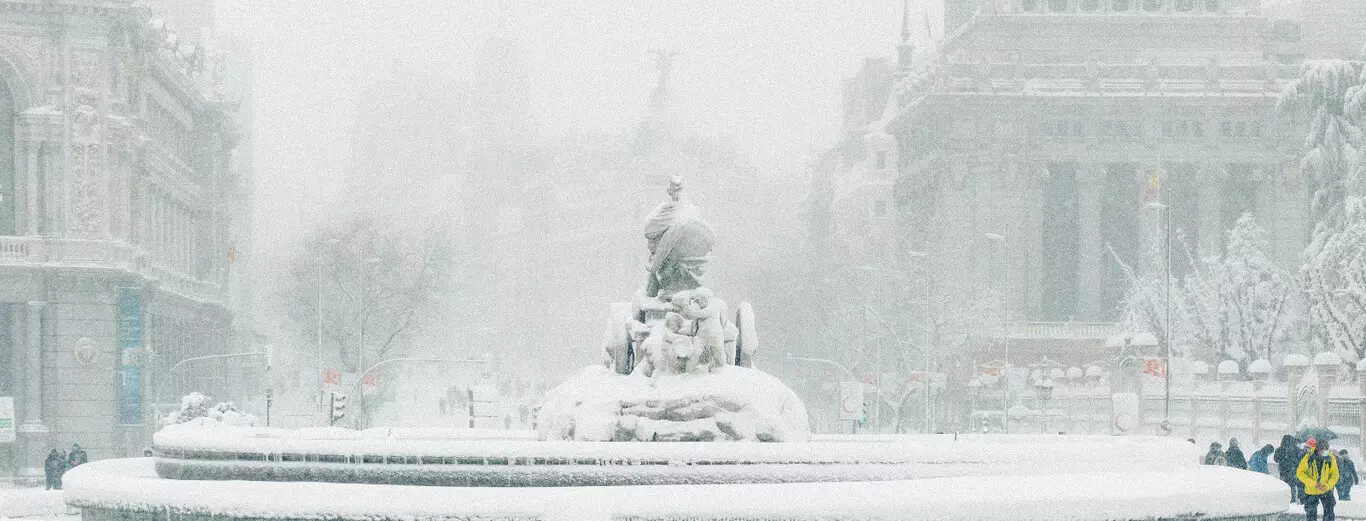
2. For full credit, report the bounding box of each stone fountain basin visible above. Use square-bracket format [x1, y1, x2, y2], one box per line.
[151, 428, 1203, 487]
[67, 456, 1287, 521]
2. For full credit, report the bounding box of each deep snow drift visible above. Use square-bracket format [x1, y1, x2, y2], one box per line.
[536, 365, 809, 442]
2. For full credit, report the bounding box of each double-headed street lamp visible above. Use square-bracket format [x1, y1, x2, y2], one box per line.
[906, 250, 932, 433]
[983, 232, 1011, 433]
[1146, 199, 1174, 426]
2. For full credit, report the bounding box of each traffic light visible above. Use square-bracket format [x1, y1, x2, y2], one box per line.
[858, 400, 868, 426]
[329, 392, 347, 425]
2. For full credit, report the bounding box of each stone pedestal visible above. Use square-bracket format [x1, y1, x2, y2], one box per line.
[17, 301, 45, 476]
[16, 422, 48, 477]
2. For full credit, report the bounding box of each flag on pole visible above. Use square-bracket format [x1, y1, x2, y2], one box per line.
[923, 9, 933, 43]
[1144, 168, 1161, 202]
[1140, 168, 1162, 216]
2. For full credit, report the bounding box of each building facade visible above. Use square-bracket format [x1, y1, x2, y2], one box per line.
[818, 0, 1312, 337]
[0, 0, 250, 475]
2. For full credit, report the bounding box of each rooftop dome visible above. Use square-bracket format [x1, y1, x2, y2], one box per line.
[1247, 359, 1273, 374]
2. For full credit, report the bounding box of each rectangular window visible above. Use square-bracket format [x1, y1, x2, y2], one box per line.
[873, 200, 888, 218]
[876, 151, 887, 170]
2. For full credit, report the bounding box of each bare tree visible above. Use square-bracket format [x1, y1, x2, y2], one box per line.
[279, 212, 453, 425]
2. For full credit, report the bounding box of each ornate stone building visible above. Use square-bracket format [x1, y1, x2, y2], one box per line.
[815, 0, 1315, 368]
[0, 1, 250, 475]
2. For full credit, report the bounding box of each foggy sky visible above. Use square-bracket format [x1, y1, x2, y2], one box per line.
[215, 1, 939, 255]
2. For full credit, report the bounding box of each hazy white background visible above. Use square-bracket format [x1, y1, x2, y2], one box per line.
[213, 1, 939, 253]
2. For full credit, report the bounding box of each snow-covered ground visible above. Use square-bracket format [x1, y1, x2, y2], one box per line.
[65, 457, 1288, 521]
[0, 487, 67, 519]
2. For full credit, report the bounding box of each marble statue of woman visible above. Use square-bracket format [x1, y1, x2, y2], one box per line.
[643, 177, 716, 299]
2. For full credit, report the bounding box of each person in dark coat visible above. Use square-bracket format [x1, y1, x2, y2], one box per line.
[67, 443, 88, 467]
[1277, 435, 1306, 504]
[1299, 438, 1339, 521]
[1339, 449, 1359, 501]
[1251, 444, 1276, 474]
[1204, 441, 1228, 465]
[1225, 438, 1248, 469]
[43, 449, 62, 490]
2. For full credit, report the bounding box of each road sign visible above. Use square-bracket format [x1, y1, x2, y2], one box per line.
[0, 397, 14, 443]
[839, 382, 864, 421]
[860, 372, 877, 393]
[361, 373, 380, 395]
[323, 369, 342, 392]
[908, 372, 949, 390]
[1143, 357, 1166, 378]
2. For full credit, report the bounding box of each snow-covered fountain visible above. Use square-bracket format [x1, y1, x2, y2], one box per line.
[537, 176, 809, 443]
[60, 181, 1291, 521]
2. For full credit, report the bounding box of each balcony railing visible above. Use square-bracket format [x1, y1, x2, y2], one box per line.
[1008, 321, 1124, 339]
[0, 235, 221, 305]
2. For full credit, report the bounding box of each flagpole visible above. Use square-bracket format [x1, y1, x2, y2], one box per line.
[1164, 172, 1172, 424]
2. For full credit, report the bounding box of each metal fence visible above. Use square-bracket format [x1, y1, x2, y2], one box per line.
[1005, 382, 1363, 449]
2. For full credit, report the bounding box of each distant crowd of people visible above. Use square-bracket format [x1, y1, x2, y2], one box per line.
[1200, 435, 1359, 521]
[43, 443, 89, 490]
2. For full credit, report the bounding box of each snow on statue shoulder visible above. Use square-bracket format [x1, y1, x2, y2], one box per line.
[643, 176, 715, 300]
[548, 180, 800, 442]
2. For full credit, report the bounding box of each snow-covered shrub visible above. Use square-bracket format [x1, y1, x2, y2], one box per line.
[162, 392, 258, 427]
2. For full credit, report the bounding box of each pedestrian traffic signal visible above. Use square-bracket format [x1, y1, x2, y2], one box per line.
[329, 393, 347, 425]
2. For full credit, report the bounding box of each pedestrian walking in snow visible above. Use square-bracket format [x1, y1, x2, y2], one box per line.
[68, 443, 88, 467]
[1279, 435, 1307, 503]
[1338, 450, 1359, 501]
[43, 449, 62, 490]
[1298, 438, 1339, 521]
[1226, 438, 1248, 470]
[1204, 441, 1228, 466]
[54, 449, 69, 490]
[1251, 444, 1276, 474]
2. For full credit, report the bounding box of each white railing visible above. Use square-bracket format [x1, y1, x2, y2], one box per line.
[1008, 322, 1124, 339]
[994, 381, 1364, 449]
[146, 264, 222, 305]
[0, 235, 31, 259]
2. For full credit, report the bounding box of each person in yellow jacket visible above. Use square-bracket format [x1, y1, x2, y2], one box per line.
[1298, 438, 1340, 521]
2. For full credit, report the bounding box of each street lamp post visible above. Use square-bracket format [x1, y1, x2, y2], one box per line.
[159, 352, 269, 416]
[356, 256, 382, 383]
[907, 250, 931, 433]
[984, 232, 1010, 433]
[318, 238, 341, 411]
[787, 354, 860, 432]
[1146, 198, 1174, 424]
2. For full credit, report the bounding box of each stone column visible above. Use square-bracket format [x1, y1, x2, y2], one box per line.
[1287, 361, 1307, 428]
[24, 140, 39, 235]
[1196, 165, 1225, 259]
[1316, 359, 1338, 429]
[16, 301, 48, 477]
[1075, 164, 1105, 320]
[1359, 364, 1366, 451]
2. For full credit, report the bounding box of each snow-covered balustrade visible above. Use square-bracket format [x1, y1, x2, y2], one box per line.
[64, 456, 1288, 521]
[1007, 321, 1123, 339]
[152, 427, 1204, 486]
[1006, 377, 1364, 448]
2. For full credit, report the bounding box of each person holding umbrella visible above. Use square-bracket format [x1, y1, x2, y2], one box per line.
[1298, 438, 1340, 521]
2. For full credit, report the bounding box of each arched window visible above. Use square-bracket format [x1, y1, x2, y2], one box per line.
[1143, 0, 1163, 11]
[1113, 0, 1131, 11]
[1050, 0, 1069, 11]
[1081, 0, 1101, 11]
[0, 79, 13, 236]
[1204, 0, 1220, 12]
[1175, 0, 1195, 11]
[1021, 0, 1038, 11]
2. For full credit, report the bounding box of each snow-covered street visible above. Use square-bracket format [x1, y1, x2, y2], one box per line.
[0, 487, 70, 521]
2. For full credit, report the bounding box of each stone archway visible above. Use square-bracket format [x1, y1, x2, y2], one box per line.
[0, 44, 37, 237]
[0, 76, 14, 236]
